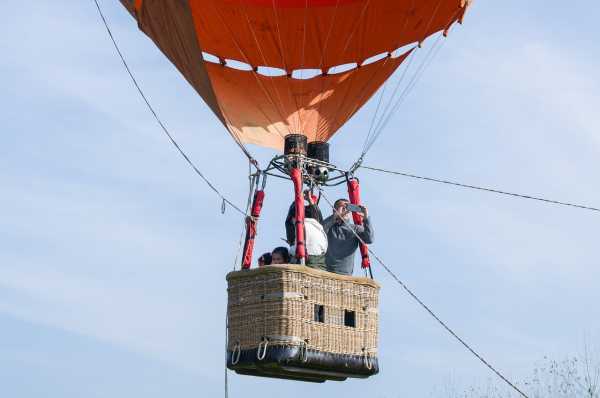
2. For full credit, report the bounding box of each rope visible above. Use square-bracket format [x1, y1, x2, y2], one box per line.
[315, 185, 529, 398]
[210, 2, 288, 140]
[233, 170, 260, 272]
[362, 61, 391, 155]
[298, 0, 309, 133]
[224, 313, 230, 398]
[360, 0, 415, 156]
[239, 2, 291, 133]
[364, 34, 445, 157]
[361, 165, 600, 213]
[269, 0, 303, 133]
[312, 0, 341, 139]
[327, 4, 388, 140]
[361, 49, 416, 157]
[358, 0, 446, 159]
[225, 165, 257, 398]
[92, 0, 248, 217]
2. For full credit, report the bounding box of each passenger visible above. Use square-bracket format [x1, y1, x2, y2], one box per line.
[288, 204, 328, 270]
[258, 252, 272, 267]
[271, 246, 291, 264]
[322, 199, 374, 276]
[285, 192, 328, 270]
[285, 191, 323, 246]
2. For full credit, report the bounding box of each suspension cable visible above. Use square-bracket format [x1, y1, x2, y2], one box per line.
[361, 48, 417, 157]
[360, 0, 416, 157]
[315, 185, 529, 398]
[361, 165, 600, 213]
[358, 0, 447, 161]
[297, 0, 309, 133]
[210, 2, 288, 140]
[362, 62, 391, 155]
[224, 312, 230, 398]
[363, 34, 445, 159]
[225, 164, 258, 398]
[269, 0, 303, 133]
[92, 0, 248, 217]
[311, 0, 341, 140]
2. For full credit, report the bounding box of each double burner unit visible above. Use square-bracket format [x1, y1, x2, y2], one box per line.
[264, 134, 349, 187]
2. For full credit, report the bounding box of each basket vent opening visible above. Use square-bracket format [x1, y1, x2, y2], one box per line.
[344, 310, 356, 328]
[314, 304, 325, 323]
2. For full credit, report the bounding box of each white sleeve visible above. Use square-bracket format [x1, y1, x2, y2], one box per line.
[316, 223, 328, 254]
[304, 219, 328, 256]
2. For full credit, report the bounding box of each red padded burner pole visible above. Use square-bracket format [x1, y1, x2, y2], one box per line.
[347, 179, 371, 269]
[291, 167, 306, 263]
[241, 190, 265, 269]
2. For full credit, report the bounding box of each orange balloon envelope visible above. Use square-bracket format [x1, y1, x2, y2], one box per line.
[120, 0, 471, 150]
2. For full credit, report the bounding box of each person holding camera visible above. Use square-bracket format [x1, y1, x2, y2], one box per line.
[322, 199, 374, 276]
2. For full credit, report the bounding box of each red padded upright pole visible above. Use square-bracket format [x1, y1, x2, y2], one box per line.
[241, 190, 265, 269]
[347, 179, 371, 269]
[291, 167, 306, 264]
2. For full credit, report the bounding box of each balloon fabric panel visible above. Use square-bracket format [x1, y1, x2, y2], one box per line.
[121, 0, 471, 150]
[205, 51, 410, 150]
[187, 0, 468, 70]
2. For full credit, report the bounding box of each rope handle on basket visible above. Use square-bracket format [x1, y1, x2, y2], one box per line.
[257, 337, 269, 360]
[299, 340, 309, 363]
[231, 342, 241, 365]
[363, 348, 373, 370]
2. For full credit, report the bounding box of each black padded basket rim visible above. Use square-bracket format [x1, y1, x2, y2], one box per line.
[227, 345, 379, 382]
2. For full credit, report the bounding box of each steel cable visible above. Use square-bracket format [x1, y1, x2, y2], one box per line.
[92, 0, 248, 217]
[361, 165, 600, 213]
[225, 166, 258, 398]
[364, 35, 445, 157]
[315, 185, 530, 398]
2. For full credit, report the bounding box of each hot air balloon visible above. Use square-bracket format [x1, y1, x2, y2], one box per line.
[119, 0, 472, 383]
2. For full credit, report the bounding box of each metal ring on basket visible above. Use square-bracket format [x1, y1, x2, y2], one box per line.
[231, 342, 241, 365]
[257, 337, 269, 360]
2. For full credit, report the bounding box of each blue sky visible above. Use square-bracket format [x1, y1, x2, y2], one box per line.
[1, 1, 599, 397]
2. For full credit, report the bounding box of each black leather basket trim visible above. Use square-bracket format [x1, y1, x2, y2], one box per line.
[227, 345, 379, 382]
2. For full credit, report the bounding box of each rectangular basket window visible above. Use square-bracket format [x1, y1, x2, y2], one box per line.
[344, 310, 356, 328]
[314, 304, 325, 323]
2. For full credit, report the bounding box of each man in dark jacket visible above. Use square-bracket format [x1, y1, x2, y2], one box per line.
[322, 199, 374, 275]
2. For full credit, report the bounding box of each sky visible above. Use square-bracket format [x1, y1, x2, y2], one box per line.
[1, 1, 600, 397]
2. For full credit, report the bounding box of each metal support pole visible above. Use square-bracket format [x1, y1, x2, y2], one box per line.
[291, 167, 306, 265]
[241, 190, 265, 269]
[347, 178, 373, 278]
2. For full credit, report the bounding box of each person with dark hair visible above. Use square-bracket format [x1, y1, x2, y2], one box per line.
[285, 192, 323, 246]
[304, 204, 322, 222]
[258, 252, 272, 267]
[322, 198, 374, 275]
[285, 192, 328, 270]
[271, 246, 291, 264]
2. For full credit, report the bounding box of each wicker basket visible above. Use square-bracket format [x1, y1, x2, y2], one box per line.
[226, 264, 380, 382]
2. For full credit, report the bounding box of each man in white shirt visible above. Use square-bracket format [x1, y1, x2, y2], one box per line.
[286, 198, 328, 270]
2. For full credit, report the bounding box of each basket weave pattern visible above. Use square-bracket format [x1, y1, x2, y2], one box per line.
[227, 265, 379, 356]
